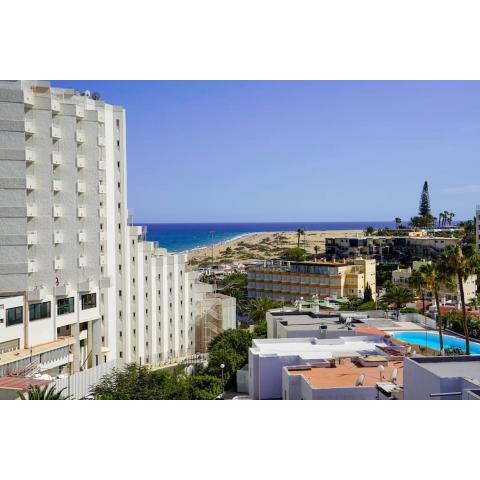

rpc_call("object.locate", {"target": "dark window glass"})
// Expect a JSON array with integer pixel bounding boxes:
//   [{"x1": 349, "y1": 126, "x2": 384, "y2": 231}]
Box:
[
  {"x1": 6, "y1": 307, "x2": 23, "y2": 326},
  {"x1": 81, "y1": 293, "x2": 97, "y2": 310},
  {"x1": 57, "y1": 297, "x2": 75, "y2": 316},
  {"x1": 29, "y1": 301, "x2": 51, "y2": 321}
]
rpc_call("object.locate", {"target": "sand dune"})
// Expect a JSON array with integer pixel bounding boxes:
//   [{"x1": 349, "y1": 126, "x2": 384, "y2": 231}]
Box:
[{"x1": 187, "y1": 230, "x2": 363, "y2": 264}]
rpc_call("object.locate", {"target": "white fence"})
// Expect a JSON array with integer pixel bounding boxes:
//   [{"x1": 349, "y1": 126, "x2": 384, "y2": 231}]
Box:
[
  {"x1": 400, "y1": 312, "x2": 437, "y2": 329},
  {"x1": 53, "y1": 360, "x2": 117, "y2": 399}
]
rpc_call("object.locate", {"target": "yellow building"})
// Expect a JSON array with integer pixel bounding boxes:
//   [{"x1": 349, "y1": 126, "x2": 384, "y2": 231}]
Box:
[
  {"x1": 392, "y1": 260, "x2": 477, "y2": 305},
  {"x1": 247, "y1": 258, "x2": 376, "y2": 302}
]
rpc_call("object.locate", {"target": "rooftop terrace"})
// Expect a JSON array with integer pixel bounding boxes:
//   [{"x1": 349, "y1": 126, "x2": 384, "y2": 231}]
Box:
[{"x1": 287, "y1": 359, "x2": 404, "y2": 388}]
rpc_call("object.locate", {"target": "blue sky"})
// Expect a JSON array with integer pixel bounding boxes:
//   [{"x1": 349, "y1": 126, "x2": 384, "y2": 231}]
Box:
[{"x1": 52, "y1": 81, "x2": 480, "y2": 223}]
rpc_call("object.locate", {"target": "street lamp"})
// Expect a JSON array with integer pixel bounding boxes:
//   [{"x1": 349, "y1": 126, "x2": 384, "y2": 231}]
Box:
[{"x1": 220, "y1": 363, "x2": 225, "y2": 391}]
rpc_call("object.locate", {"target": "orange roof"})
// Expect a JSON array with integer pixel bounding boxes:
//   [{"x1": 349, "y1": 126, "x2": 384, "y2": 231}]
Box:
[
  {"x1": 354, "y1": 325, "x2": 387, "y2": 337},
  {"x1": 287, "y1": 360, "x2": 404, "y2": 389},
  {"x1": 0, "y1": 376, "x2": 52, "y2": 390}
]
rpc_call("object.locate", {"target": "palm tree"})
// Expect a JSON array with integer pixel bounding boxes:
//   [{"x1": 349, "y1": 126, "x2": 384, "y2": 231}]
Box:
[
  {"x1": 438, "y1": 245, "x2": 480, "y2": 354},
  {"x1": 438, "y1": 212, "x2": 444, "y2": 228},
  {"x1": 313, "y1": 245, "x2": 319, "y2": 260},
  {"x1": 380, "y1": 285, "x2": 416, "y2": 319},
  {"x1": 296, "y1": 228, "x2": 305, "y2": 248},
  {"x1": 408, "y1": 269, "x2": 427, "y2": 315},
  {"x1": 246, "y1": 298, "x2": 281, "y2": 323},
  {"x1": 449, "y1": 212, "x2": 455, "y2": 226},
  {"x1": 417, "y1": 263, "x2": 455, "y2": 352},
  {"x1": 18, "y1": 384, "x2": 69, "y2": 400}
]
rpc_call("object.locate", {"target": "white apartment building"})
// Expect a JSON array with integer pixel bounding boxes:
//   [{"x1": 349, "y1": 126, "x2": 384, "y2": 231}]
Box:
[
  {"x1": 0, "y1": 80, "x2": 235, "y2": 380},
  {"x1": 0, "y1": 80, "x2": 128, "y2": 375}
]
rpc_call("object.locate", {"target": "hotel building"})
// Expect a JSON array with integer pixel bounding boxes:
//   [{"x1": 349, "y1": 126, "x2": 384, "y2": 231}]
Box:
[
  {"x1": 247, "y1": 258, "x2": 376, "y2": 302},
  {"x1": 325, "y1": 235, "x2": 458, "y2": 261},
  {"x1": 0, "y1": 81, "x2": 235, "y2": 378}
]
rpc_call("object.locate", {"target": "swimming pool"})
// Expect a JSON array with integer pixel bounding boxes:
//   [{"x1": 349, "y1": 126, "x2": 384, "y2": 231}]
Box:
[{"x1": 391, "y1": 331, "x2": 480, "y2": 354}]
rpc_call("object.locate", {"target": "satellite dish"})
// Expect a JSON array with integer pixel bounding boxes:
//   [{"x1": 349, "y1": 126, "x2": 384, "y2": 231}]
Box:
[
  {"x1": 378, "y1": 364, "x2": 385, "y2": 380},
  {"x1": 390, "y1": 367, "x2": 398, "y2": 383},
  {"x1": 84, "y1": 90, "x2": 91, "y2": 97},
  {"x1": 355, "y1": 374, "x2": 365, "y2": 386}
]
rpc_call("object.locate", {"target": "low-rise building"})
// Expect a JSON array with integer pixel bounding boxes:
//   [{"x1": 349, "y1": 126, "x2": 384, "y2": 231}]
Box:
[
  {"x1": 403, "y1": 355, "x2": 480, "y2": 400},
  {"x1": 283, "y1": 358, "x2": 404, "y2": 400},
  {"x1": 325, "y1": 235, "x2": 459, "y2": 261},
  {"x1": 247, "y1": 258, "x2": 376, "y2": 302},
  {"x1": 248, "y1": 334, "x2": 404, "y2": 399},
  {"x1": 392, "y1": 260, "x2": 477, "y2": 305},
  {"x1": 476, "y1": 206, "x2": 480, "y2": 252}
]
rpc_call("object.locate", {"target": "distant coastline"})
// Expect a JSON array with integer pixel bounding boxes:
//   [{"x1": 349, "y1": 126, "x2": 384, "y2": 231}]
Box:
[{"x1": 140, "y1": 221, "x2": 397, "y2": 254}]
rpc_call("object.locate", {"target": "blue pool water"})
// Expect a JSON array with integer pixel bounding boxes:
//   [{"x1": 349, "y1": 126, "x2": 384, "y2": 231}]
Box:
[{"x1": 392, "y1": 331, "x2": 480, "y2": 354}]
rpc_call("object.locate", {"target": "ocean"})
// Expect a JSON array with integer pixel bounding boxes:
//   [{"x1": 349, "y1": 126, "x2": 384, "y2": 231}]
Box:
[{"x1": 140, "y1": 222, "x2": 397, "y2": 253}]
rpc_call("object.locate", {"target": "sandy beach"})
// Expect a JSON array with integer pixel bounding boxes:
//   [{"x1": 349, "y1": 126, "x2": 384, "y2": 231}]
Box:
[{"x1": 187, "y1": 230, "x2": 363, "y2": 264}]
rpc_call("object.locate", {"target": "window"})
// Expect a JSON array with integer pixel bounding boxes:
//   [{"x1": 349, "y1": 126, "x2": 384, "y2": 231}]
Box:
[
  {"x1": 117, "y1": 140, "x2": 120, "y2": 148},
  {"x1": 29, "y1": 301, "x2": 51, "y2": 321},
  {"x1": 81, "y1": 293, "x2": 97, "y2": 310},
  {"x1": 119, "y1": 290, "x2": 122, "y2": 297},
  {"x1": 57, "y1": 297, "x2": 74, "y2": 316},
  {"x1": 119, "y1": 351, "x2": 123, "y2": 358},
  {"x1": 6, "y1": 306, "x2": 23, "y2": 326}
]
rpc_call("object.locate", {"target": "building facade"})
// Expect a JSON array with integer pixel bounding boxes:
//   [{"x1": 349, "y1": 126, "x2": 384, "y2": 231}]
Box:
[
  {"x1": 476, "y1": 206, "x2": 480, "y2": 252},
  {"x1": 391, "y1": 260, "x2": 477, "y2": 305},
  {"x1": 0, "y1": 80, "x2": 126, "y2": 375},
  {"x1": 247, "y1": 258, "x2": 376, "y2": 301},
  {"x1": 325, "y1": 235, "x2": 459, "y2": 261},
  {"x1": 1, "y1": 80, "x2": 235, "y2": 378}
]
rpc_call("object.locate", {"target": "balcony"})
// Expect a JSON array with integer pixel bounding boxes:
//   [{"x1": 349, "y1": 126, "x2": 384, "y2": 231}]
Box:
[
  {"x1": 75, "y1": 105, "x2": 85, "y2": 119},
  {"x1": 28, "y1": 259, "x2": 38, "y2": 273},
  {"x1": 27, "y1": 231, "x2": 38, "y2": 245},
  {"x1": 54, "y1": 257, "x2": 64, "y2": 270},
  {"x1": 27, "y1": 204, "x2": 36, "y2": 218},
  {"x1": 25, "y1": 120, "x2": 35, "y2": 135},
  {"x1": 28, "y1": 286, "x2": 46, "y2": 301},
  {"x1": 54, "y1": 283, "x2": 70, "y2": 296},
  {"x1": 26, "y1": 176, "x2": 36, "y2": 190},
  {"x1": 24, "y1": 90, "x2": 34, "y2": 107},
  {"x1": 52, "y1": 179, "x2": 62, "y2": 192},
  {"x1": 98, "y1": 160, "x2": 105, "y2": 170},
  {"x1": 78, "y1": 255, "x2": 87, "y2": 268},
  {"x1": 97, "y1": 110, "x2": 105, "y2": 123},
  {"x1": 98, "y1": 183, "x2": 106, "y2": 194},
  {"x1": 77, "y1": 205, "x2": 86, "y2": 218},
  {"x1": 53, "y1": 204, "x2": 62, "y2": 218},
  {"x1": 53, "y1": 231, "x2": 64, "y2": 244},
  {"x1": 51, "y1": 98, "x2": 61, "y2": 114},
  {"x1": 51, "y1": 125, "x2": 61, "y2": 140},
  {"x1": 77, "y1": 181, "x2": 86, "y2": 193},
  {"x1": 25, "y1": 148, "x2": 35, "y2": 163},
  {"x1": 99, "y1": 207, "x2": 106, "y2": 218},
  {"x1": 78, "y1": 230, "x2": 87, "y2": 243},
  {"x1": 97, "y1": 136, "x2": 105, "y2": 147},
  {"x1": 51, "y1": 152, "x2": 62, "y2": 166},
  {"x1": 76, "y1": 131, "x2": 86, "y2": 144},
  {"x1": 76, "y1": 155, "x2": 86, "y2": 168}
]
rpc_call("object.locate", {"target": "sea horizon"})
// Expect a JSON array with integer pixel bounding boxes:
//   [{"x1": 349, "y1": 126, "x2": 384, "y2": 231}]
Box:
[{"x1": 139, "y1": 221, "x2": 398, "y2": 253}]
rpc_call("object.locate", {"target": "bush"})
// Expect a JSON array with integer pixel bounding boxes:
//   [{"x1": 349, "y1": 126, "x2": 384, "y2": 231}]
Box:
[{"x1": 280, "y1": 247, "x2": 307, "y2": 261}]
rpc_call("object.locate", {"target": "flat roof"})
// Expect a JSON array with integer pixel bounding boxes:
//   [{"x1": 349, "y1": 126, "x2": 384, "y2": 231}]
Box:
[
  {"x1": 0, "y1": 376, "x2": 52, "y2": 390},
  {"x1": 410, "y1": 356, "x2": 480, "y2": 380},
  {"x1": 287, "y1": 360, "x2": 404, "y2": 389},
  {"x1": 251, "y1": 336, "x2": 387, "y2": 359}
]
